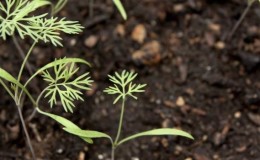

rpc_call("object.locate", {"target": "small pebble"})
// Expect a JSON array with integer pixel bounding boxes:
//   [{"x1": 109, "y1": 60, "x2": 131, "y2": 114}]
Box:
[
  {"x1": 115, "y1": 24, "x2": 125, "y2": 37},
  {"x1": 78, "y1": 151, "x2": 85, "y2": 160},
  {"x1": 131, "y1": 24, "x2": 146, "y2": 44},
  {"x1": 98, "y1": 154, "x2": 104, "y2": 159},
  {"x1": 56, "y1": 148, "x2": 63, "y2": 154},
  {"x1": 234, "y1": 111, "x2": 241, "y2": 119},
  {"x1": 176, "y1": 96, "x2": 185, "y2": 107},
  {"x1": 208, "y1": 23, "x2": 221, "y2": 33},
  {"x1": 84, "y1": 35, "x2": 98, "y2": 48},
  {"x1": 69, "y1": 39, "x2": 77, "y2": 46},
  {"x1": 214, "y1": 41, "x2": 225, "y2": 50}
]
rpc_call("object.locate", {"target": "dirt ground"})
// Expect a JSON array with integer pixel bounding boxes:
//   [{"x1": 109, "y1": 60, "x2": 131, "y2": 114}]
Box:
[{"x1": 0, "y1": 0, "x2": 260, "y2": 160}]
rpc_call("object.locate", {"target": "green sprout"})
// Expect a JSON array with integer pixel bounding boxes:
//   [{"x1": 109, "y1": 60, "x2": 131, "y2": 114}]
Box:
[
  {"x1": 104, "y1": 70, "x2": 146, "y2": 104},
  {"x1": 0, "y1": 0, "x2": 86, "y2": 159},
  {"x1": 40, "y1": 70, "x2": 194, "y2": 160},
  {"x1": 42, "y1": 60, "x2": 93, "y2": 112}
]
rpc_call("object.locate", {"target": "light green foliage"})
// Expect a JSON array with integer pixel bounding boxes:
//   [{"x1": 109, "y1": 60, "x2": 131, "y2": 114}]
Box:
[
  {"x1": 42, "y1": 59, "x2": 93, "y2": 112},
  {"x1": 63, "y1": 127, "x2": 112, "y2": 140},
  {"x1": 21, "y1": 70, "x2": 193, "y2": 160},
  {"x1": 36, "y1": 107, "x2": 93, "y2": 143},
  {"x1": 0, "y1": 0, "x2": 83, "y2": 46},
  {"x1": 29, "y1": 17, "x2": 83, "y2": 46},
  {"x1": 113, "y1": 0, "x2": 127, "y2": 20},
  {"x1": 0, "y1": 67, "x2": 34, "y2": 103},
  {"x1": 104, "y1": 70, "x2": 146, "y2": 104},
  {"x1": 118, "y1": 128, "x2": 194, "y2": 146}
]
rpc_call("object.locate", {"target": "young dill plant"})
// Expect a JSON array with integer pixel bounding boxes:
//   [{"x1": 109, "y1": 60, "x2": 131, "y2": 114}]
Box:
[
  {"x1": 0, "y1": 0, "x2": 92, "y2": 159},
  {"x1": 52, "y1": 70, "x2": 194, "y2": 160}
]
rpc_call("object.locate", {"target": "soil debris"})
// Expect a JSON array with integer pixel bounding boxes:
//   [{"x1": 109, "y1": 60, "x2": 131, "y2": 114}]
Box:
[
  {"x1": 248, "y1": 113, "x2": 260, "y2": 126},
  {"x1": 132, "y1": 40, "x2": 161, "y2": 65},
  {"x1": 84, "y1": 35, "x2": 99, "y2": 48},
  {"x1": 176, "y1": 96, "x2": 185, "y2": 107},
  {"x1": 131, "y1": 24, "x2": 147, "y2": 44}
]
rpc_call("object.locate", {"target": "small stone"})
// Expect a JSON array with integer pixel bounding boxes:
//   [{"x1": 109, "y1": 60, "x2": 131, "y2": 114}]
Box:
[
  {"x1": 78, "y1": 151, "x2": 85, "y2": 160},
  {"x1": 115, "y1": 24, "x2": 125, "y2": 37},
  {"x1": 69, "y1": 39, "x2": 77, "y2": 46},
  {"x1": 234, "y1": 111, "x2": 241, "y2": 119},
  {"x1": 98, "y1": 154, "x2": 104, "y2": 159},
  {"x1": 162, "y1": 119, "x2": 171, "y2": 128},
  {"x1": 202, "y1": 135, "x2": 208, "y2": 141},
  {"x1": 213, "y1": 132, "x2": 223, "y2": 146},
  {"x1": 176, "y1": 96, "x2": 185, "y2": 107},
  {"x1": 185, "y1": 88, "x2": 195, "y2": 96},
  {"x1": 131, "y1": 24, "x2": 146, "y2": 44},
  {"x1": 155, "y1": 99, "x2": 161, "y2": 105},
  {"x1": 208, "y1": 23, "x2": 221, "y2": 33},
  {"x1": 173, "y1": 4, "x2": 185, "y2": 13},
  {"x1": 84, "y1": 35, "x2": 98, "y2": 48},
  {"x1": 214, "y1": 41, "x2": 225, "y2": 50},
  {"x1": 164, "y1": 100, "x2": 175, "y2": 108},
  {"x1": 132, "y1": 40, "x2": 161, "y2": 65},
  {"x1": 175, "y1": 145, "x2": 183, "y2": 155},
  {"x1": 56, "y1": 148, "x2": 63, "y2": 154},
  {"x1": 213, "y1": 154, "x2": 220, "y2": 160},
  {"x1": 161, "y1": 138, "x2": 169, "y2": 148}
]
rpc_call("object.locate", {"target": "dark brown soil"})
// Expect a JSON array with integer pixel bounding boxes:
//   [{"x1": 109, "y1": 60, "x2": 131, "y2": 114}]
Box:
[{"x1": 1, "y1": 0, "x2": 260, "y2": 160}]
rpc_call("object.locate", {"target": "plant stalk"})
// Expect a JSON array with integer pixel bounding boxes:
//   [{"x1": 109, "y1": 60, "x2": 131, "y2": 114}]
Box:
[
  {"x1": 17, "y1": 103, "x2": 36, "y2": 160},
  {"x1": 15, "y1": 41, "x2": 37, "y2": 103},
  {"x1": 114, "y1": 98, "x2": 126, "y2": 145},
  {"x1": 225, "y1": 2, "x2": 253, "y2": 41},
  {"x1": 12, "y1": 36, "x2": 34, "y2": 75},
  {"x1": 12, "y1": 40, "x2": 38, "y2": 160},
  {"x1": 111, "y1": 145, "x2": 115, "y2": 160},
  {"x1": 0, "y1": 79, "x2": 15, "y2": 100}
]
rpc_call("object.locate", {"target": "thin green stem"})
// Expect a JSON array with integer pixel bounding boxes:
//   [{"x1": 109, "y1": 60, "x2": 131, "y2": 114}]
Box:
[
  {"x1": 1, "y1": 76, "x2": 36, "y2": 159},
  {"x1": 12, "y1": 36, "x2": 34, "y2": 75},
  {"x1": 15, "y1": 40, "x2": 37, "y2": 103},
  {"x1": 36, "y1": 86, "x2": 51, "y2": 106},
  {"x1": 111, "y1": 145, "x2": 115, "y2": 160},
  {"x1": 17, "y1": 103, "x2": 36, "y2": 160},
  {"x1": 25, "y1": 86, "x2": 50, "y2": 121},
  {"x1": 114, "y1": 98, "x2": 126, "y2": 145},
  {"x1": 0, "y1": 79, "x2": 15, "y2": 100}
]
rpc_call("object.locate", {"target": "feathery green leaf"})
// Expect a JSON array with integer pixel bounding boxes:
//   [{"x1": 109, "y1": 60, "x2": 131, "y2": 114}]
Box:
[
  {"x1": 104, "y1": 70, "x2": 146, "y2": 104},
  {"x1": 42, "y1": 58, "x2": 93, "y2": 113},
  {"x1": 0, "y1": 0, "x2": 83, "y2": 46}
]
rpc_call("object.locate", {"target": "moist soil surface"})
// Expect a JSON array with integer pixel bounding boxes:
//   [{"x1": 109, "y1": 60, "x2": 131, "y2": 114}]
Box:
[{"x1": 0, "y1": 0, "x2": 260, "y2": 160}]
